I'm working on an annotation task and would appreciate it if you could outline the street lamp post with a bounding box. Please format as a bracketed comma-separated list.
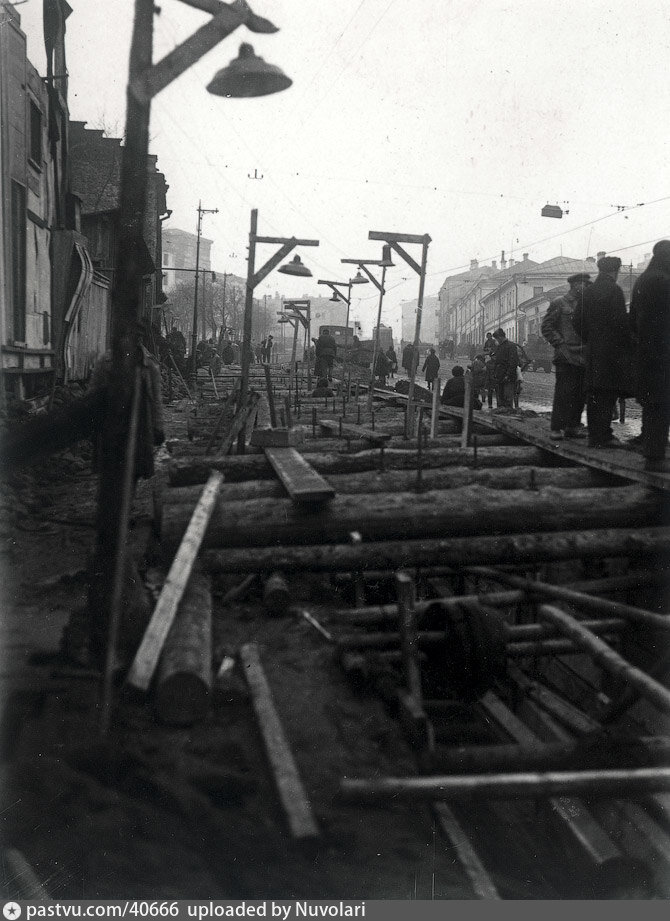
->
[190, 201, 218, 379]
[93, 0, 291, 726]
[368, 231, 431, 437]
[342, 245, 394, 409]
[317, 271, 368, 388]
[238, 209, 318, 449]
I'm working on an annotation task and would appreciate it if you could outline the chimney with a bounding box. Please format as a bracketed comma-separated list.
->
[491, 260, 497, 270]
[501, 250, 506, 270]
[509, 257, 515, 267]
[523, 253, 529, 261]
[470, 259, 479, 271]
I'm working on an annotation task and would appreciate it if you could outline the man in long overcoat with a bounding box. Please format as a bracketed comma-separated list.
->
[421, 347, 441, 390]
[573, 256, 634, 447]
[541, 272, 590, 438]
[490, 328, 518, 408]
[630, 240, 670, 470]
[315, 328, 337, 381]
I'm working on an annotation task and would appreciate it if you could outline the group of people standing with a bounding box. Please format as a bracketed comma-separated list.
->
[541, 243, 670, 471]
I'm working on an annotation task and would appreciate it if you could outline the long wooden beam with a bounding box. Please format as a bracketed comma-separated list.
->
[126, 472, 223, 692]
[240, 643, 319, 840]
[340, 768, 670, 804]
[469, 567, 670, 630]
[203, 526, 670, 574]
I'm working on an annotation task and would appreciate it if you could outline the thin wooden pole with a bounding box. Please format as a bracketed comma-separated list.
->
[238, 208, 257, 452]
[367, 264, 387, 412]
[99, 368, 142, 734]
[341, 768, 670, 803]
[405, 236, 430, 437]
[537, 603, 670, 715]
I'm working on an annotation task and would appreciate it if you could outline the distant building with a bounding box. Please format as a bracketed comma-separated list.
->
[400, 295, 440, 344]
[162, 228, 212, 291]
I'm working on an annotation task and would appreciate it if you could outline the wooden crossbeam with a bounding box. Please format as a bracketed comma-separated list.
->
[264, 447, 335, 503]
[240, 643, 319, 840]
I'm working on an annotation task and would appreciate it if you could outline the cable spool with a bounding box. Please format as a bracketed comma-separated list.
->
[423, 599, 507, 700]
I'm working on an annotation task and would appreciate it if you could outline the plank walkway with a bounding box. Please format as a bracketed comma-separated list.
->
[437, 406, 670, 493]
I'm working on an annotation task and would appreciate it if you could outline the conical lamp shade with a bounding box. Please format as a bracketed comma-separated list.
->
[350, 270, 368, 285]
[278, 254, 312, 277]
[329, 292, 340, 302]
[207, 43, 292, 98]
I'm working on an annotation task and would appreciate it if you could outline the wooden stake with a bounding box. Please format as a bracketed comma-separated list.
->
[430, 377, 440, 440]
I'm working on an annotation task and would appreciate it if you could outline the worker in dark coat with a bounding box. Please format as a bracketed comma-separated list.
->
[573, 256, 634, 447]
[490, 328, 518, 408]
[401, 342, 418, 375]
[441, 366, 483, 410]
[374, 349, 391, 386]
[315, 328, 337, 381]
[386, 346, 398, 378]
[541, 273, 590, 439]
[630, 240, 670, 471]
[421, 347, 441, 390]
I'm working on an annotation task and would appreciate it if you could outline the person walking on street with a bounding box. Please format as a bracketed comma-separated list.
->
[574, 256, 634, 448]
[422, 347, 441, 390]
[484, 332, 497, 357]
[629, 239, 670, 471]
[490, 328, 518, 408]
[386, 345, 398, 378]
[484, 354, 496, 409]
[541, 272, 590, 439]
[263, 335, 274, 364]
[402, 342, 417, 375]
[315, 328, 337, 381]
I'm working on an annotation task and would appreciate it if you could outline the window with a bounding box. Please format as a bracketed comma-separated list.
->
[533, 286, 544, 297]
[11, 181, 27, 342]
[29, 100, 42, 167]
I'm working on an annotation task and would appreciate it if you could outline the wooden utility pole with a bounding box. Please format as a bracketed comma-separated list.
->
[369, 231, 431, 437]
[89, 0, 281, 686]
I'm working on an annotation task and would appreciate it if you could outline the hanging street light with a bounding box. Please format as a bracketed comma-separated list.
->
[99, 0, 293, 718]
[342, 245, 396, 409]
[278, 254, 313, 277]
[207, 43, 292, 97]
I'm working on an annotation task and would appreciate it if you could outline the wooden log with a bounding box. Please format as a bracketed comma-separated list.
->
[126, 472, 223, 692]
[432, 804, 500, 899]
[240, 643, 319, 839]
[427, 736, 670, 775]
[203, 525, 670, 574]
[536, 604, 670, 714]
[168, 445, 562, 486]
[469, 566, 670, 629]
[340, 768, 670, 804]
[155, 569, 212, 726]
[161, 484, 660, 552]
[325, 571, 665, 626]
[160, 464, 613, 508]
[263, 571, 291, 616]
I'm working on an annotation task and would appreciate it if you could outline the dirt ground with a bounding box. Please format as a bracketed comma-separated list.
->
[0, 407, 486, 901]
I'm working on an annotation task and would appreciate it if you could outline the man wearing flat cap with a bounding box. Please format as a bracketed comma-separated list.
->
[629, 240, 670, 471]
[574, 255, 635, 447]
[541, 272, 590, 439]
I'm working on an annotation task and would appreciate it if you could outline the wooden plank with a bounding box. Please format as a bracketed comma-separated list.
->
[479, 692, 621, 865]
[318, 418, 391, 445]
[442, 408, 670, 492]
[240, 643, 319, 840]
[126, 472, 223, 692]
[250, 427, 304, 448]
[432, 804, 500, 899]
[264, 447, 335, 503]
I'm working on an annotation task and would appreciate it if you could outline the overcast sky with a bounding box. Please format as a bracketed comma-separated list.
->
[19, 0, 670, 336]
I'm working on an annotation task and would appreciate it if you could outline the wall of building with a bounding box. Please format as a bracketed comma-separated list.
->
[0, 4, 55, 401]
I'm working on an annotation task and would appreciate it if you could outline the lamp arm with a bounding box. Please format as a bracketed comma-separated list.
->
[252, 242, 295, 288]
[389, 242, 421, 276]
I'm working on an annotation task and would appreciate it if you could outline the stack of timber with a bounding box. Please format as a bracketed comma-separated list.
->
[149, 363, 670, 896]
